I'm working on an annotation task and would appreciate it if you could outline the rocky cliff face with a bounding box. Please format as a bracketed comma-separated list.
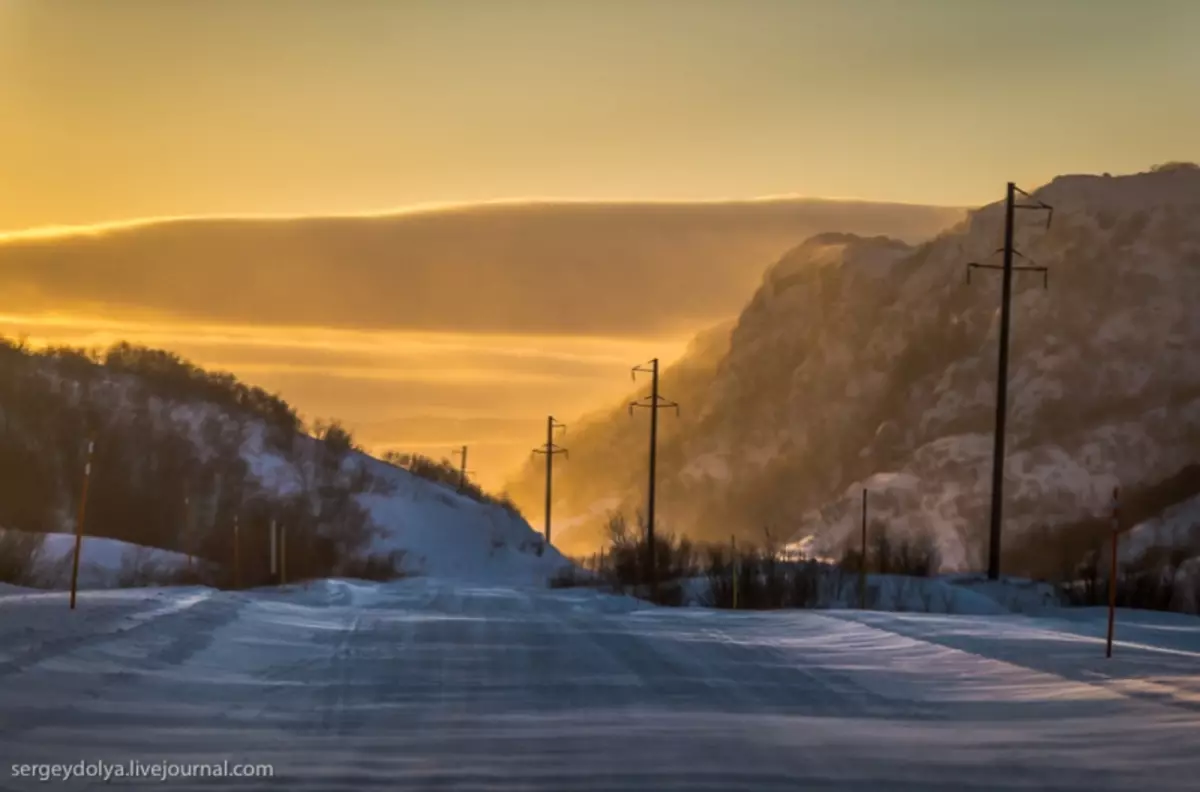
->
[510, 165, 1200, 568]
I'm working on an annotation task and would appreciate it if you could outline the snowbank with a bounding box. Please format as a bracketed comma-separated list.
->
[31, 533, 193, 590]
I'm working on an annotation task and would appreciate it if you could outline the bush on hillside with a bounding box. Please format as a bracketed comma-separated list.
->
[841, 522, 938, 578]
[1062, 538, 1200, 614]
[1004, 464, 1200, 599]
[103, 342, 302, 441]
[0, 529, 46, 586]
[382, 450, 526, 520]
[337, 549, 408, 582]
[703, 543, 827, 610]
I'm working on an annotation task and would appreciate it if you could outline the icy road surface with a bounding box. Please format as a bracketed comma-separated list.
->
[1, 580, 1198, 790]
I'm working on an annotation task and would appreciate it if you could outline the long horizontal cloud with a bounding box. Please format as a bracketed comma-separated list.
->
[0, 199, 964, 338]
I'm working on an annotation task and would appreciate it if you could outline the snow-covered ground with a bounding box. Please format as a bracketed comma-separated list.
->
[0, 579, 1197, 790]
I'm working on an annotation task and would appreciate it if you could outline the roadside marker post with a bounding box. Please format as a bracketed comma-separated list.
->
[69, 439, 95, 611]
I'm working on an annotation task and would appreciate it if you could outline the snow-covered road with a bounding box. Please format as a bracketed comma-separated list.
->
[1, 580, 1198, 790]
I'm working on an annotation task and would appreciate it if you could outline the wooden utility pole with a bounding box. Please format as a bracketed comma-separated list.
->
[280, 523, 287, 585]
[630, 358, 679, 601]
[233, 513, 241, 590]
[269, 518, 278, 583]
[731, 535, 738, 610]
[532, 416, 568, 544]
[69, 440, 95, 610]
[860, 488, 868, 610]
[1106, 486, 1121, 658]
[964, 183, 1053, 580]
[455, 445, 469, 491]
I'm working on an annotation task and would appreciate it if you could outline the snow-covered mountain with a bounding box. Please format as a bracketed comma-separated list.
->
[0, 343, 569, 586]
[507, 164, 1200, 573]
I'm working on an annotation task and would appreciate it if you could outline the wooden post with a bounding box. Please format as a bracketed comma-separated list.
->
[184, 494, 194, 575]
[1106, 486, 1120, 658]
[233, 513, 240, 589]
[280, 524, 287, 585]
[269, 519, 278, 581]
[69, 440, 95, 610]
[860, 488, 868, 610]
[731, 535, 738, 610]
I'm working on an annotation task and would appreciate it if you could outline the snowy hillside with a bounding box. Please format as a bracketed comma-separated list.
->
[0, 342, 570, 588]
[239, 426, 570, 582]
[506, 164, 1200, 572]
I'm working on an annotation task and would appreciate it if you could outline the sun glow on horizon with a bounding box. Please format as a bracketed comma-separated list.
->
[0, 309, 694, 488]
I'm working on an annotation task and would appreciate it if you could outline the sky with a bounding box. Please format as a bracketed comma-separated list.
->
[0, 0, 1196, 493]
[1, 0, 1197, 233]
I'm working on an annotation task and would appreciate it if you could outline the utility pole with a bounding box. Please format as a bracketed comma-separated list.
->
[629, 358, 679, 599]
[964, 182, 1053, 580]
[532, 416, 568, 544]
[233, 512, 240, 590]
[453, 445, 472, 492]
[731, 535, 738, 610]
[269, 518, 278, 583]
[69, 439, 95, 611]
[860, 488, 868, 610]
[1106, 486, 1121, 658]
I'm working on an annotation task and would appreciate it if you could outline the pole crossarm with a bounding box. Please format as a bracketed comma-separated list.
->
[628, 394, 680, 416]
[1012, 186, 1054, 228]
[452, 446, 475, 478]
[966, 261, 1049, 288]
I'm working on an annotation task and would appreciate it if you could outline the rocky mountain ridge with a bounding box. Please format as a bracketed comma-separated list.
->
[507, 164, 1200, 571]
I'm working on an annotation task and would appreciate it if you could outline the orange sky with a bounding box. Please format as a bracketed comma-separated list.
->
[2, 0, 1197, 232]
[1, 0, 1196, 493]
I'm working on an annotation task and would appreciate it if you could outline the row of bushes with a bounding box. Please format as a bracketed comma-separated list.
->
[557, 514, 941, 609]
[381, 450, 524, 519]
[559, 509, 1200, 617]
[20, 340, 303, 448]
[1066, 543, 1200, 613]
